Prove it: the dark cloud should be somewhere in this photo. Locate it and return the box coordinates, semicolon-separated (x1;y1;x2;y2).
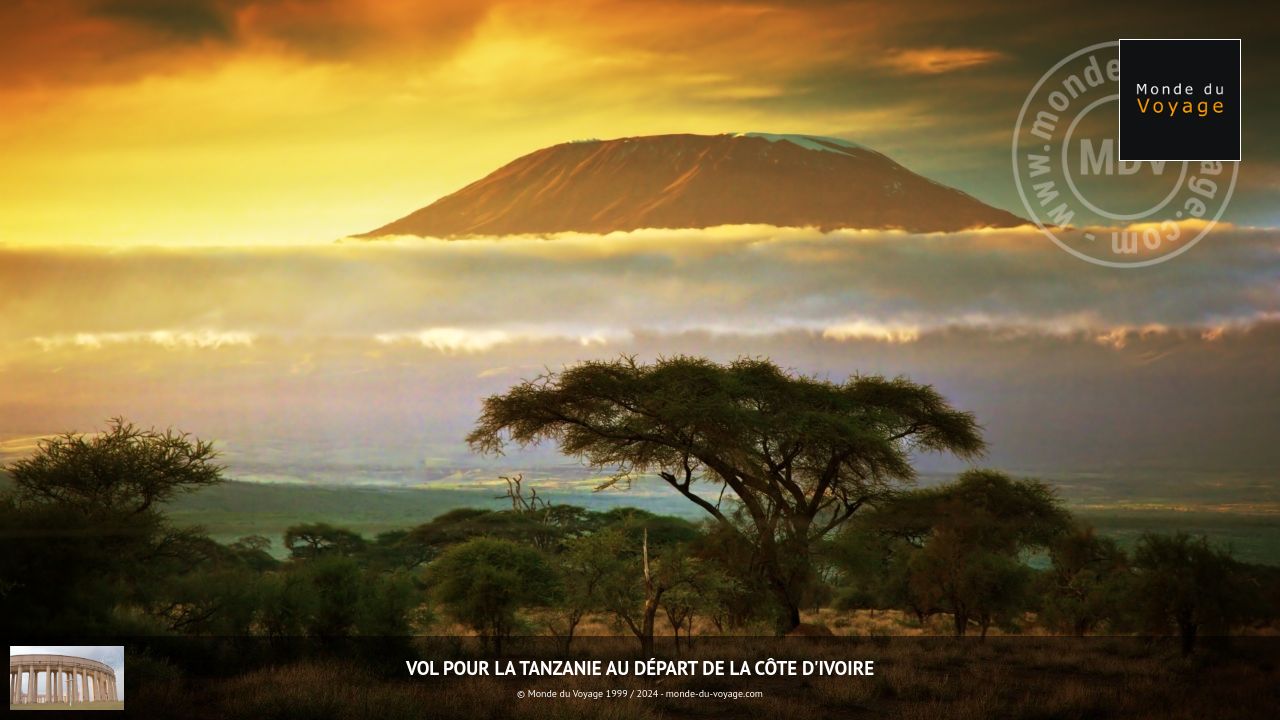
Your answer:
92;0;236;41
0;0;495;88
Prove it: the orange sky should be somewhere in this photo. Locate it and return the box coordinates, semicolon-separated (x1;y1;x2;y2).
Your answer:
0;1;923;245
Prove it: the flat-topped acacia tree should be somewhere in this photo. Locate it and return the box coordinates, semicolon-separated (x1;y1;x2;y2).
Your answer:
467;356;985;631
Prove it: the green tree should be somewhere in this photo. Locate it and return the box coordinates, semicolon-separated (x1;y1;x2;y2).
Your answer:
357;570;420;636
548;532;621;651
137;533;265;635
826;524;901;613
660;558;735;652
259;571;313;638
283;522;367;560
398;506;596;569
1040;526;1130;636
690;510;776;631
468;356;984;631
0;419;225;636
569;521;700;656
905;532;1031;637
228;534;280;572
298;554;362;637
7;417;222;515
864;469;1069;636
429;538;560;652
1130;533;1252;654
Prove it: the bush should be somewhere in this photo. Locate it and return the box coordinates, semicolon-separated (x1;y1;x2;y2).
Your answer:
428;538;560;651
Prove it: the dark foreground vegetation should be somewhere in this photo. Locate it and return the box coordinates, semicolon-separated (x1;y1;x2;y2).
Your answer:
3;357;1278;717
121;636;1280;720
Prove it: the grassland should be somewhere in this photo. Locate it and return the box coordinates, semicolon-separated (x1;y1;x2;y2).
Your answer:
162;481;501;551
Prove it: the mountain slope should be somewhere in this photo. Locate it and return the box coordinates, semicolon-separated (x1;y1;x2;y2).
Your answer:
358;133;1024;237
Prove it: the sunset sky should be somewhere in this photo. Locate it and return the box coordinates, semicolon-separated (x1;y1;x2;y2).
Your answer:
2;1;1277;510
2;0;1277;246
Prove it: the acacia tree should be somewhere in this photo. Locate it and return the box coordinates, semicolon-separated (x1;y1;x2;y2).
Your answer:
1130;533;1252;654
863;469;1070;636
2;418;225;635
548;533;616;651
8;417;222;515
1041;526;1131;636
429;537;560;653
284;523;368;559
468;356;984;631
580;525;697;656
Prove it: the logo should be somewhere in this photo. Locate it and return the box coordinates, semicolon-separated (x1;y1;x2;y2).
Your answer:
1012;41;1238;268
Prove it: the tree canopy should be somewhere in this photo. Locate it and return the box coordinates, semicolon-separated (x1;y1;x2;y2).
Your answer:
468;355;985;630
428;537;560;651
1131;532;1254;654
847;469;1071;636
1;418;225;635
8;417;222;515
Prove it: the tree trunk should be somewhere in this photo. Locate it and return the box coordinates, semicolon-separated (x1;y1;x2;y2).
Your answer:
764;572;802;634
953;610;968;636
785;599;801;632
562;618;577;654
769;583;802;634
638;528;663;657
640;594;661;657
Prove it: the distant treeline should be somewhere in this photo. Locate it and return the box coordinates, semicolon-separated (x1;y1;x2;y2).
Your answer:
4;357;1280;657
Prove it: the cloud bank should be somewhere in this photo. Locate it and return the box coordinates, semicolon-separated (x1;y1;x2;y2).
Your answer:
3;224;1278;351
2;225;1278;507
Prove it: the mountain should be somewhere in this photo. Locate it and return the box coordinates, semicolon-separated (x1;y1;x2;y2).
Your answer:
357;133;1024;237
